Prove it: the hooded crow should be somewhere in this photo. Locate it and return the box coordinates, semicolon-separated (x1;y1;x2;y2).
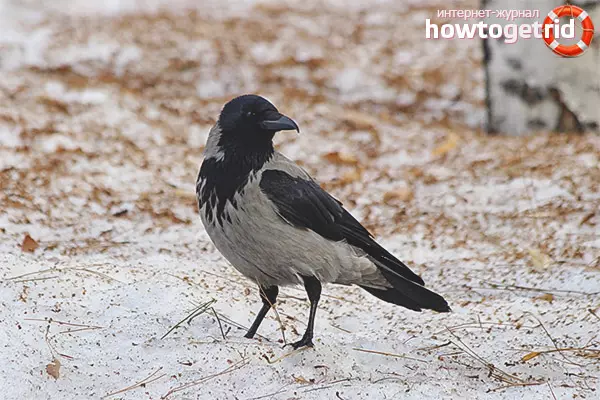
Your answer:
196;94;450;349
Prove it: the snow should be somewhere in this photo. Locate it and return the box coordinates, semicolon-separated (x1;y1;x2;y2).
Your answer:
0;0;599;399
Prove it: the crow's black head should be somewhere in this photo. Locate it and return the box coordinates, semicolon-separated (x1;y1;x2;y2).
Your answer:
198;95;299;224
218;95;299;148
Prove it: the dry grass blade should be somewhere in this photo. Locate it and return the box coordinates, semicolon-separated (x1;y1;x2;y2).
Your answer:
330;324;352;334
211;307;226;340
42;323;73;360
161;299;216;339
263;346;311;364
161;359;248;399
446;330;544;389
25;318;103;330
480;281;600;296
487;381;550;393
74;267;121;283
11;276;60;283
302;378;356;394
547;381;558;400
5;264;121;283
29;318;103;362
167;271;246;288
245;386;290;400
416;341;452;352
210;311;269;341
435;320;540;336
261;292;286;345
352;347;428;363
521;351;541;362
523;312;596;367
103;367;166;398
521;345;600;362
5;267;59;281
55;326;103;335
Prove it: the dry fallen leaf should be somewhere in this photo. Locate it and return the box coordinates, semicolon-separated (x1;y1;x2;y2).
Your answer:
407;167;424;179
528;248;552;269
432;132;459;157
293;375;312;384
19;285;29;303
521;351;541;362
46;358;61;379
534;293;554;303
174;189;196;199
328;107;381;144
341;109;378;131
340;169;361;184
579;212;595;227
383;187;414;203
21;234;39;253
36;95;70;114
322;151;359;165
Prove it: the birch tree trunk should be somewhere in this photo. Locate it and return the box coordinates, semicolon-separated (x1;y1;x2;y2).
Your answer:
484;0;599;135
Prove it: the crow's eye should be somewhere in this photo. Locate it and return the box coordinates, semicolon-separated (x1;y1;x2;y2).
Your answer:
245;111;256;117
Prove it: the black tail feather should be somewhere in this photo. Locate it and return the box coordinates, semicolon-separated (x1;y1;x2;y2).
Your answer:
361;269;450;313
360;286;425;311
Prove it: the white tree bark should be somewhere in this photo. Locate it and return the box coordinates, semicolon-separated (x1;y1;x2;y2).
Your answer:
484;0;600;135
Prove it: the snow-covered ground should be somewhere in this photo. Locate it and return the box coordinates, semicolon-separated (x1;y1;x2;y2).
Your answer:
0;1;599;399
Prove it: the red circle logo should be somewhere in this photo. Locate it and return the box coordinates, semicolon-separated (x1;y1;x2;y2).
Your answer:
543;5;595;57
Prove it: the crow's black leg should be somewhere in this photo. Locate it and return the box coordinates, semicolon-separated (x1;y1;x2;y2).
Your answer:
244;285;279;339
291;276;322;349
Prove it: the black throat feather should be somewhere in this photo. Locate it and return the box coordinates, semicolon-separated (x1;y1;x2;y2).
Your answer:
197;133;274;226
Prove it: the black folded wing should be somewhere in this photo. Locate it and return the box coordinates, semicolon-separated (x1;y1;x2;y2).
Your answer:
259;169;425;286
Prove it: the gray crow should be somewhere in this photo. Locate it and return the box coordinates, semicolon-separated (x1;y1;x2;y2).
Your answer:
196;94;450;349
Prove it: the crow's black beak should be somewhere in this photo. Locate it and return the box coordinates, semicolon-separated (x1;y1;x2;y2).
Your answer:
260;113;299;133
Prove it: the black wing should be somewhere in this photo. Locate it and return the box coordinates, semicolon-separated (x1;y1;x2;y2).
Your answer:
259;169;425;286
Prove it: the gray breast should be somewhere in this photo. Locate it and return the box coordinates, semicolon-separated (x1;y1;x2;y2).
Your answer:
199;154;387;289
